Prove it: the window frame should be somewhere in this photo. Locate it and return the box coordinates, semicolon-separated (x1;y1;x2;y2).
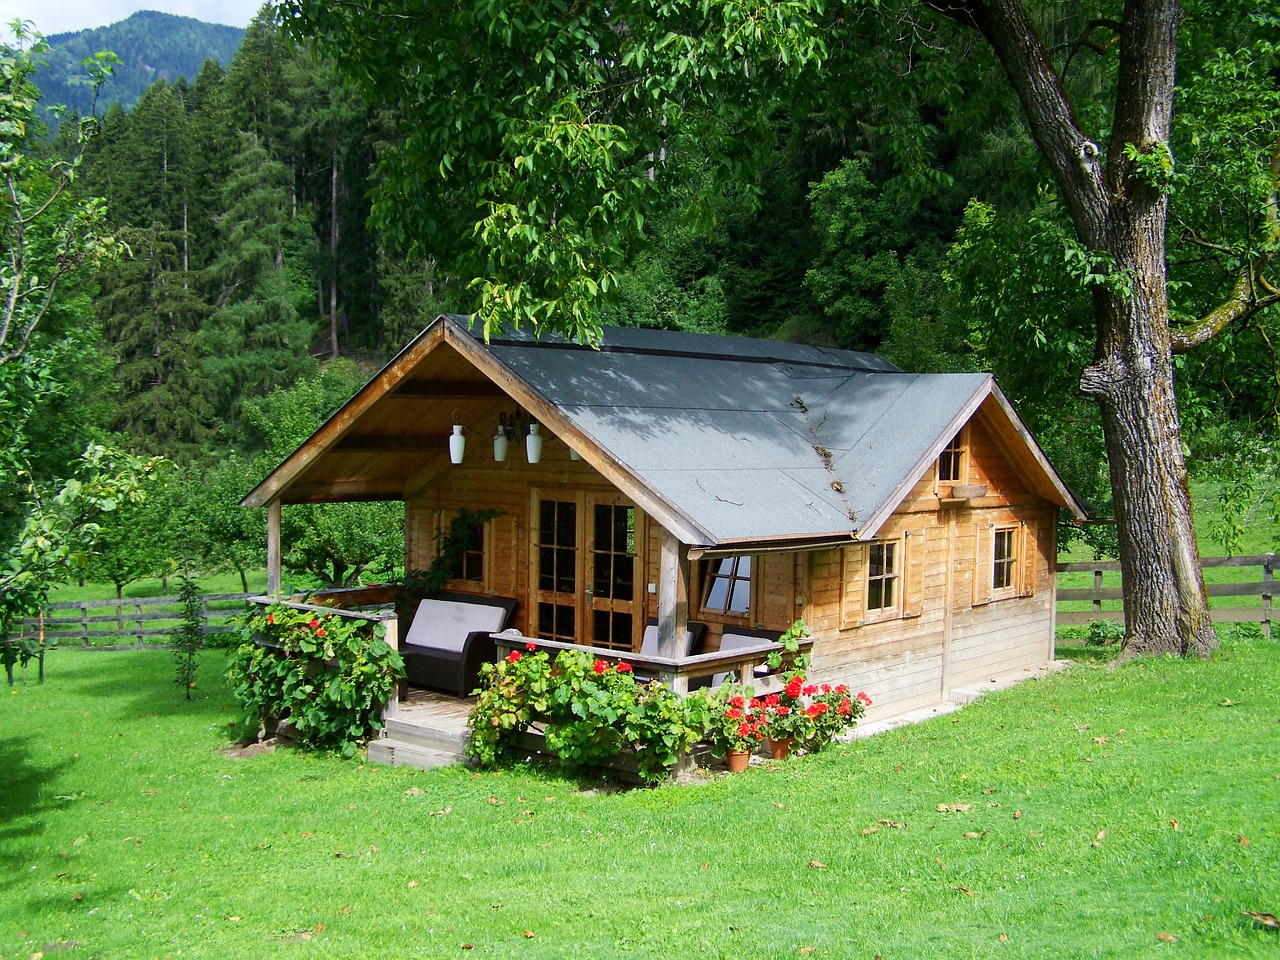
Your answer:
865;539;901;618
937;428;968;487
698;554;754;622
992;525;1018;597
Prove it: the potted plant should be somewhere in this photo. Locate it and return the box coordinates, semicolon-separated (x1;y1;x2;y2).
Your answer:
760;673;815;759
705;684;766;771
803;684;873;751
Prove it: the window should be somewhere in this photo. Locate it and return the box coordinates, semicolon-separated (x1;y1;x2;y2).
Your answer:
867;541;898;612
701;555;752;616
938;430;965;483
448;520;485;583
993;527;1017;592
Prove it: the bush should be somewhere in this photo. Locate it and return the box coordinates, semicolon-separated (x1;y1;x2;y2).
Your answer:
1085;618;1126;646
467;645;710;784
226;604;404;755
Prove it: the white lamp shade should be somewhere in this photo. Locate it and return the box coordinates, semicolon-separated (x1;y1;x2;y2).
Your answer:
526;423;543;464
493;429;508;462
449;424;465;464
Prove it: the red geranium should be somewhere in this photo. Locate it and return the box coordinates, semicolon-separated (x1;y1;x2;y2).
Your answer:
857;691;873;706
507;650;522;663
616;661;633;674
525;641;538;652
729;695;745;709
785;676;804;699
802;684;818;697
308;619;320;629
266;613;274;625
315;628;326;637
592;659;607;675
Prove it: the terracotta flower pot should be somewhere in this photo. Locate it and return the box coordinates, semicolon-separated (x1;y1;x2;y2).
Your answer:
725;748;752;773
768;736;794;760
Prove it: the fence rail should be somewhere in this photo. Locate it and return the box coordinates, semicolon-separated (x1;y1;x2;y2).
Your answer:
17;592;256;649
1056;553;1275;635
14;554;1279;649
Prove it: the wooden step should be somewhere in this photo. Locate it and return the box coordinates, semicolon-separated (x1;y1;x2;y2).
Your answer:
367;737;462;770
384;716;469;753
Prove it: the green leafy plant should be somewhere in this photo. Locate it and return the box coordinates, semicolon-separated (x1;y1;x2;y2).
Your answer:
700;683;768;754
467;646;709;784
226;603;404;755
171;572;203;699
1085;618;1126;647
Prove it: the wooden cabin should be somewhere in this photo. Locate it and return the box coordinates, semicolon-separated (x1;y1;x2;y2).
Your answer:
242;314;1085;721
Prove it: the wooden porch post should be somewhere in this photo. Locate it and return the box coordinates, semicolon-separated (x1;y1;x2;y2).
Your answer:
657;528;690;693
267;500;282;596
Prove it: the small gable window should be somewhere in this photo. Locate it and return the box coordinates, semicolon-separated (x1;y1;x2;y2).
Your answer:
701;555;752;616
867;541;898;612
938;430;966;484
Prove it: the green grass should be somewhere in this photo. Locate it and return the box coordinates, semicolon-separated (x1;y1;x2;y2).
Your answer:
3;645;1279;959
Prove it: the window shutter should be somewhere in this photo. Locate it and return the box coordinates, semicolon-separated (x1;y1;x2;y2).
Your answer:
1019;520;1036;597
841;545;864;628
973;521;995;606
903;529;926;618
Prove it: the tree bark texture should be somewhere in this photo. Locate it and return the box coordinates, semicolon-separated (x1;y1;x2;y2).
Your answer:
936;0;1217;658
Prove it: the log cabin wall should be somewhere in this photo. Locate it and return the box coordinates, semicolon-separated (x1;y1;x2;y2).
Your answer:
404;405;631;643
803;410;1061;712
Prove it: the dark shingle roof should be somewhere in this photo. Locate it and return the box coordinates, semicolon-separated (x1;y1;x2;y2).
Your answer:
475;323;993;544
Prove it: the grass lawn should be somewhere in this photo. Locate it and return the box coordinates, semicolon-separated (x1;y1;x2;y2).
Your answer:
3;645;1279;959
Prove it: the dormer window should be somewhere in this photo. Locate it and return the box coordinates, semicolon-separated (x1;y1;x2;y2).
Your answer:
938;430;966;484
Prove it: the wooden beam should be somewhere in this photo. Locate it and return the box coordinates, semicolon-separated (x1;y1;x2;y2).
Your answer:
334;434;444;452
267;501;282;596
657;527;690;693
392;380;506;399
282;481;405;504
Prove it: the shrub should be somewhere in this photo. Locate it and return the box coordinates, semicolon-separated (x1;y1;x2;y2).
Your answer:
1085;618;1126;646
172;573;203;700
467;646;710;784
226;604;404;755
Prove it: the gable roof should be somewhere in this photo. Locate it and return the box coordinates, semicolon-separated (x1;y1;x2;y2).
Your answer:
243;315;1086;551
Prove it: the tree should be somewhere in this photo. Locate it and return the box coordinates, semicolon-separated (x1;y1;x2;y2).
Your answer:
281;0;1280;659
1;28;120;365
244;361;405;589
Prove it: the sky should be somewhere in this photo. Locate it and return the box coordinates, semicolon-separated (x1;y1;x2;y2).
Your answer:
0;1;263;39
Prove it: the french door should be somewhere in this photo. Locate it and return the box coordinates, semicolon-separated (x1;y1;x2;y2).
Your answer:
532;491;639;651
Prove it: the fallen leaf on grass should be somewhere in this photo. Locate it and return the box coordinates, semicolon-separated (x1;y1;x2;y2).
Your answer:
998;934;1008;943
226;916;241;923
427;807;452;817
1013;810;1022;820
800;948;817;955
1243;911;1279;929
861;827;879;836
407;881;419;889
952;885;975;896
1238;833;1250;846
522;930;536;939
876;819;904;828
962;832;984;840
1217;699;1239;707
462;944;474;950
404;787;423;797
487;797;504;806
808;860;827;869
1170;818;1180;832
937;803;972;813
1155;932;1177;943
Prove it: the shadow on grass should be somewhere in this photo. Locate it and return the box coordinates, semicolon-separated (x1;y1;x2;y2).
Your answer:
0;734;74;876
1055;643;1120;664
44;649;238;729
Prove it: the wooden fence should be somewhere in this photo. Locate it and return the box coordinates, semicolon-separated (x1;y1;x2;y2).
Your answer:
16;592;256;649
1057;553;1275;636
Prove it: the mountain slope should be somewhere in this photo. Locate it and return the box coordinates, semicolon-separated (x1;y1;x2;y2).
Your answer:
35;10;243;117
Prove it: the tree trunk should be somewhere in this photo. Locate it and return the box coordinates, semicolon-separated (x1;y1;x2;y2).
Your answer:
329;146;340;360
945;0;1217;659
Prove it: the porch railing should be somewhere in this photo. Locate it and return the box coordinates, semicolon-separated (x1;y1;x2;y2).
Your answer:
492;630;813;695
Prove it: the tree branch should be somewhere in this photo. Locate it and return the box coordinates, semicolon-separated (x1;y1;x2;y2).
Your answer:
1171;261;1280;352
